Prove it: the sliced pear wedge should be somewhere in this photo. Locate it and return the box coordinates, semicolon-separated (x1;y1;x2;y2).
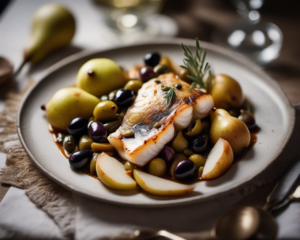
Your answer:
202;138;234;180
133;169;194;196
96;153;137;190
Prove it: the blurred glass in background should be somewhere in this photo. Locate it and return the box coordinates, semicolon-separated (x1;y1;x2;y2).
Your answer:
213;0;283;65
92;0;165;32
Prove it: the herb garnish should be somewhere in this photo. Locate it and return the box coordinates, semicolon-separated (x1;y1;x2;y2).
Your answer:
180;38;211;90
163;38;211;108
163;87;176;108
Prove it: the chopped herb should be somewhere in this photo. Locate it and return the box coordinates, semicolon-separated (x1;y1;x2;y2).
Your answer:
163;87;176;108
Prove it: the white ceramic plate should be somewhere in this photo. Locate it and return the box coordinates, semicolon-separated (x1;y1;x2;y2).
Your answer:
17;39;295;207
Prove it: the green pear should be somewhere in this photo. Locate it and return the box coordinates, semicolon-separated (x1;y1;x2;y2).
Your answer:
76;58;126;97
210;109;250;155
24;4;75;63
209;74;243;110
46;87;100;131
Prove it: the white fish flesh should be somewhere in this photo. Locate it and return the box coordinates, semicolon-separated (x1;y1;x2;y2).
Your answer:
108;73;214;166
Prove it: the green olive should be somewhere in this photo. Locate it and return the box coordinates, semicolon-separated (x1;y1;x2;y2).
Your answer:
124;161;136;171
93;100;118;123
184;119;202;138
189;154;206;169
171;131;189;153
183;149;194;157
170;154;186;178
123;129;134;138
56;133;66;145
90;153;99;174
103;119;122;135
63;135;78;154
127;113;142;126
108;88;122;101
148;158;167;177
198;166;204;178
153;122;161;129
124;80;143;94
179;68;190;81
161;85;170;91
154;64;169;75
91;142;114;152
79;135;93;150
100;95;109;101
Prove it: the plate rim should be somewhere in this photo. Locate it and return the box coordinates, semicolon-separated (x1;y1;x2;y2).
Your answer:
17;38;295;207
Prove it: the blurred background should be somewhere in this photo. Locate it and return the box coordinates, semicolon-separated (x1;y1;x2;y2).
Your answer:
0;0;299;103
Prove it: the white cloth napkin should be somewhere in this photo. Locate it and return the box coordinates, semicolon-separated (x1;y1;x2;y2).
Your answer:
1;182;300;239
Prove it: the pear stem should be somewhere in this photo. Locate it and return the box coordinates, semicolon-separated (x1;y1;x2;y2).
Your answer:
13;58;29;78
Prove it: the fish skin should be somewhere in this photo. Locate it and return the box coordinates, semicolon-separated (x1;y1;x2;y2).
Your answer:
108;73;214;166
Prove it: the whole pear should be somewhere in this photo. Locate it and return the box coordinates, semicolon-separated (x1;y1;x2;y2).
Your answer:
210;109;250;155
76;58;126;97
24;4;75;63
209;74;243;110
46;87;100;131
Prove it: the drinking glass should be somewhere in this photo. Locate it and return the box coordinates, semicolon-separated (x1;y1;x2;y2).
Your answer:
213;0;283;65
92;0;165;33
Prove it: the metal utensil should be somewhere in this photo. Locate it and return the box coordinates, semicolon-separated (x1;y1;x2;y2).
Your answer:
269;185;300;212
213;158;300;240
264;159;300;212
133;229;186;240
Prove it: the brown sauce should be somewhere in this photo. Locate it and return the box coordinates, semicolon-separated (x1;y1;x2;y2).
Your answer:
49;123;259;185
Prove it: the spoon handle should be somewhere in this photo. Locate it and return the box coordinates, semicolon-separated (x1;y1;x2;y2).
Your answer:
264;158;300;211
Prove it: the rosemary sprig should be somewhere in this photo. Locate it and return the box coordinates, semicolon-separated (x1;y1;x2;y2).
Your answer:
180;38;211;90
163;87;176;108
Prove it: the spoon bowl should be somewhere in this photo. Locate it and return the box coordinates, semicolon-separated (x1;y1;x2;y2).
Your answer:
213;206;277;240
0;56;13;86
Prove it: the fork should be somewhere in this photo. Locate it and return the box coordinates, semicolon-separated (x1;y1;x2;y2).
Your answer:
269;185;300;212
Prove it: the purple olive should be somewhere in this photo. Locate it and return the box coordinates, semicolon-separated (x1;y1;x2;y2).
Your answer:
160;146;175;164
144;52;161;67
88;121;107;142
174;159;195;180
140;66;157;82
69;150;93;169
238;110;256;130
67;117;88;138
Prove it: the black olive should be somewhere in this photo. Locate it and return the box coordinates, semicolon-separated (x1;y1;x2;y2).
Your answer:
238;110;256;130
191;133;208;152
144;52;161;67
69;150;93;169
175;84;182;90
115;89;135;108
67;117;88;138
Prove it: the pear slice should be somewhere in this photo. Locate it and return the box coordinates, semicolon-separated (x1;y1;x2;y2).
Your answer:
202;138;234;180
96;153;137;190
133;169;194;196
